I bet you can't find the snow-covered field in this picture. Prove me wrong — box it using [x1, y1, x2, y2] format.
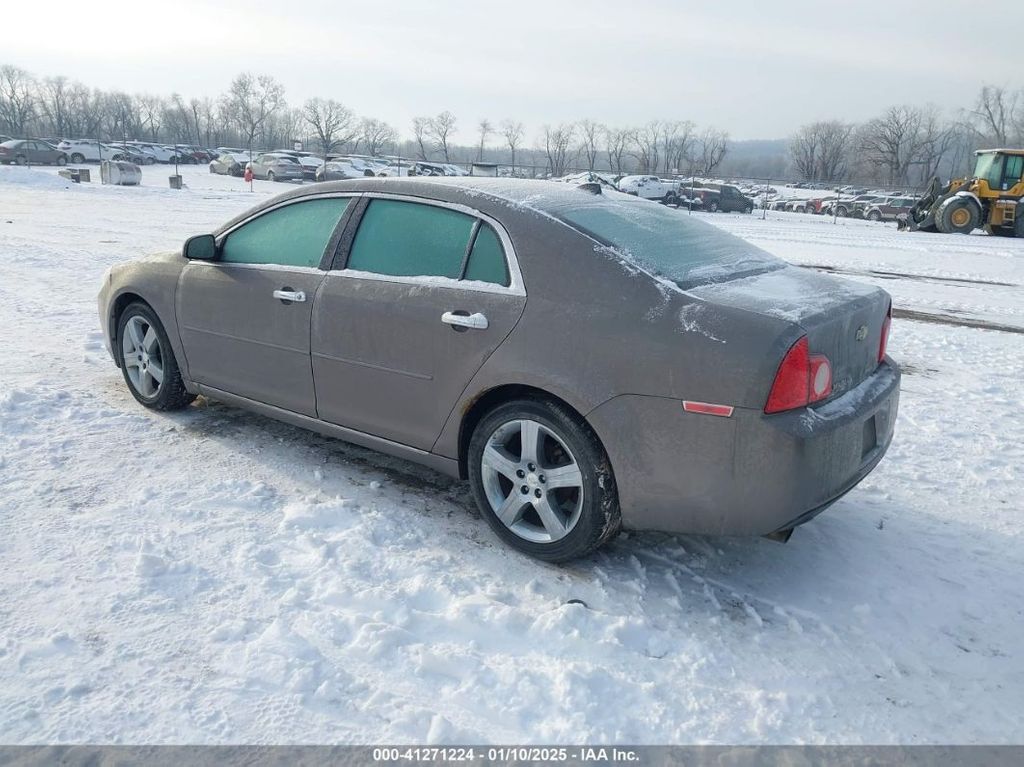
[1, 165, 1022, 745]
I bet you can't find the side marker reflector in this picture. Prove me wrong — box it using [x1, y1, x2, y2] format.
[682, 401, 734, 418]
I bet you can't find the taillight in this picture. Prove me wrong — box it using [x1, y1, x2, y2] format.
[765, 336, 833, 414]
[879, 302, 892, 363]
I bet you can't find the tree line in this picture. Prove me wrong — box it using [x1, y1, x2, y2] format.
[1, 62, 1019, 183]
[789, 86, 1024, 188]
[0, 63, 731, 176]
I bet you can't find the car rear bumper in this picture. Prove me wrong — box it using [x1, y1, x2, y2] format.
[587, 359, 900, 536]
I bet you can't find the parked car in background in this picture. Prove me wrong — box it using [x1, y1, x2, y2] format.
[209, 153, 249, 176]
[822, 193, 878, 217]
[246, 153, 304, 182]
[701, 183, 755, 213]
[863, 197, 917, 222]
[57, 139, 124, 163]
[617, 175, 680, 203]
[294, 155, 323, 179]
[315, 160, 367, 182]
[108, 144, 151, 165]
[0, 139, 68, 166]
[98, 178, 898, 562]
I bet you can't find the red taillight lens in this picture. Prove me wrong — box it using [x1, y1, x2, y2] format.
[879, 302, 892, 363]
[765, 336, 833, 414]
[765, 337, 810, 413]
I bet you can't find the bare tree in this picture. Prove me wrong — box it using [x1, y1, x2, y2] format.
[662, 120, 696, 174]
[857, 104, 952, 185]
[302, 98, 357, 161]
[427, 110, 457, 162]
[576, 119, 601, 170]
[476, 118, 492, 162]
[38, 76, 70, 137]
[541, 123, 575, 176]
[790, 120, 853, 182]
[500, 119, 524, 171]
[972, 85, 1017, 145]
[412, 116, 430, 159]
[360, 117, 396, 156]
[603, 126, 630, 175]
[0, 65, 36, 135]
[631, 121, 660, 173]
[222, 72, 285, 154]
[696, 128, 729, 176]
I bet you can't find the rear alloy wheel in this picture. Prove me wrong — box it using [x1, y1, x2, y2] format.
[867, 209, 882, 222]
[836, 206, 849, 217]
[936, 197, 980, 235]
[469, 399, 620, 562]
[117, 302, 195, 411]
[70, 153, 85, 164]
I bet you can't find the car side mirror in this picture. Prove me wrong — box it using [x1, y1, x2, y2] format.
[183, 233, 217, 260]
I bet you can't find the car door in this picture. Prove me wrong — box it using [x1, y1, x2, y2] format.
[311, 196, 527, 450]
[176, 195, 354, 417]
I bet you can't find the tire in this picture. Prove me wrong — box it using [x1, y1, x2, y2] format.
[836, 206, 849, 218]
[936, 197, 980, 235]
[70, 153, 85, 164]
[146, 157, 156, 165]
[56, 155, 67, 166]
[209, 163, 215, 173]
[707, 200, 719, 213]
[116, 301, 195, 411]
[267, 171, 275, 182]
[467, 398, 620, 563]
[15, 155, 27, 166]
[867, 210, 882, 222]
[744, 204, 753, 214]
[663, 191, 678, 205]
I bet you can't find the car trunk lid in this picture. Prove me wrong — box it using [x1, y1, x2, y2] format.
[688, 266, 890, 401]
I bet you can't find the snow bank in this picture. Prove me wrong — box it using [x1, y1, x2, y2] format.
[0, 166, 77, 190]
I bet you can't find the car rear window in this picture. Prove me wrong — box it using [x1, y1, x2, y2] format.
[546, 194, 782, 287]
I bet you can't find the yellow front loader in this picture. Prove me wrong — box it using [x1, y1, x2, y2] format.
[901, 149, 1024, 237]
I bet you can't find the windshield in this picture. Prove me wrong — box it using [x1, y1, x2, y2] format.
[974, 153, 1002, 187]
[540, 192, 783, 288]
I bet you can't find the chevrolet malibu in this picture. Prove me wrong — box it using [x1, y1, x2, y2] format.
[98, 178, 899, 562]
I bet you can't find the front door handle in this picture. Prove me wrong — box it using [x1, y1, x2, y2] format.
[441, 311, 488, 330]
[273, 289, 306, 303]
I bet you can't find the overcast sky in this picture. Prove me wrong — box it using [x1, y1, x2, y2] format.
[4, 0, 1020, 141]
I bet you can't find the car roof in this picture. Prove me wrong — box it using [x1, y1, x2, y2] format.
[212, 177, 633, 237]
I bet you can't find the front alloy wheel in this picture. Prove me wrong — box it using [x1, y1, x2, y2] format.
[468, 399, 620, 562]
[117, 302, 195, 411]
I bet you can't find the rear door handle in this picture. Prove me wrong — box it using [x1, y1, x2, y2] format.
[273, 289, 306, 303]
[441, 311, 488, 330]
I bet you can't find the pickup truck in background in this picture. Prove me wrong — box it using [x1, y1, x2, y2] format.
[617, 175, 680, 203]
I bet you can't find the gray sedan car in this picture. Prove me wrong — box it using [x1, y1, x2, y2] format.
[246, 152, 304, 182]
[98, 178, 899, 562]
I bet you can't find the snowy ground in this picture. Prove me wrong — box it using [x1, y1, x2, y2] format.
[1, 165, 1022, 745]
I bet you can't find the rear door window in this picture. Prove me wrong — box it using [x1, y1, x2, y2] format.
[220, 197, 350, 268]
[346, 199, 473, 279]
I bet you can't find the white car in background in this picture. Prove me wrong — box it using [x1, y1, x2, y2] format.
[57, 139, 128, 164]
[617, 174, 680, 203]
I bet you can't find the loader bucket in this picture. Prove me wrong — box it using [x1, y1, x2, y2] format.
[904, 176, 961, 232]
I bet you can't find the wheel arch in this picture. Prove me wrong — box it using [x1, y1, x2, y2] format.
[108, 291, 152, 367]
[455, 383, 610, 481]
